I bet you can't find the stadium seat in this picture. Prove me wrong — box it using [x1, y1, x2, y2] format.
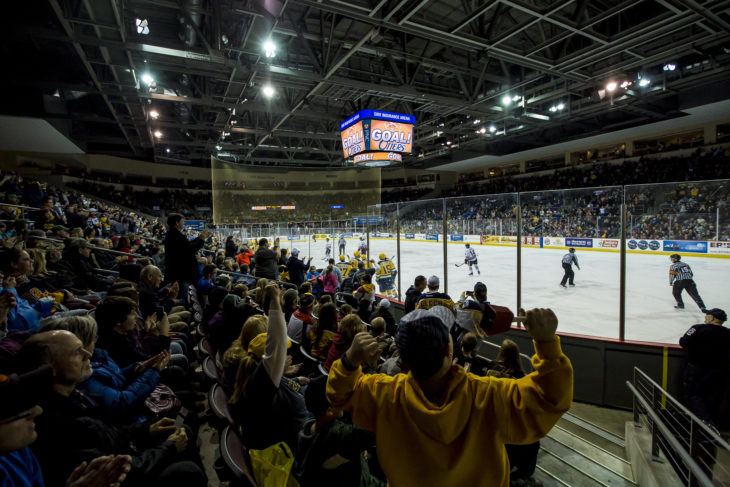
[318, 363, 328, 376]
[202, 356, 220, 383]
[199, 337, 215, 357]
[219, 425, 258, 486]
[209, 383, 234, 426]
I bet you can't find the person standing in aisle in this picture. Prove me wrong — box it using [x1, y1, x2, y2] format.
[669, 254, 706, 310]
[464, 243, 480, 276]
[338, 235, 346, 256]
[325, 238, 332, 260]
[560, 248, 580, 287]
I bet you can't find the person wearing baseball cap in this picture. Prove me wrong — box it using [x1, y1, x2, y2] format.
[326, 307, 572, 486]
[679, 308, 729, 429]
[286, 248, 312, 287]
[414, 275, 455, 312]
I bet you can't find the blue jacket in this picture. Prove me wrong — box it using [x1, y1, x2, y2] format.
[79, 348, 160, 422]
[1, 287, 40, 334]
[0, 447, 44, 487]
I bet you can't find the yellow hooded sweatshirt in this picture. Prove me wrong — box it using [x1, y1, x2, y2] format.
[326, 337, 573, 487]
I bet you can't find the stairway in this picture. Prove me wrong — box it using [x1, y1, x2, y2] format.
[534, 410, 637, 486]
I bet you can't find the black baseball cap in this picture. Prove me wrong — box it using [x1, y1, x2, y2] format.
[704, 308, 727, 322]
[0, 365, 53, 421]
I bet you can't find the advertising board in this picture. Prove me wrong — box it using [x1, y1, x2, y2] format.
[404, 233, 415, 239]
[353, 152, 402, 164]
[566, 238, 593, 248]
[596, 239, 619, 249]
[425, 234, 439, 241]
[366, 120, 413, 153]
[522, 236, 541, 245]
[450, 235, 464, 241]
[663, 240, 708, 253]
[708, 241, 730, 254]
[183, 220, 205, 231]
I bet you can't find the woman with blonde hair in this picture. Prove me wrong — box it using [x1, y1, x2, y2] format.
[485, 339, 524, 379]
[229, 283, 310, 453]
[221, 314, 267, 391]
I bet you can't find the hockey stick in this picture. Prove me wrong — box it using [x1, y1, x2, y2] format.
[454, 262, 465, 267]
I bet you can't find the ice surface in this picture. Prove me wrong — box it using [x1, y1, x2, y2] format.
[284, 237, 728, 345]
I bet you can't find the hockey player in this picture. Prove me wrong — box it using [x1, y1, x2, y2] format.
[338, 235, 346, 256]
[375, 253, 398, 298]
[336, 254, 353, 277]
[325, 238, 332, 259]
[669, 254, 706, 310]
[358, 237, 368, 254]
[464, 243, 480, 276]
[560, 248, 580, 287]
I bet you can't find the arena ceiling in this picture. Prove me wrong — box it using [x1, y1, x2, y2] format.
[3, 0, 730, 169]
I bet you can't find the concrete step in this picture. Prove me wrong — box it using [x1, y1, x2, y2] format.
[548, 426, 634, 482]
[557, 414, 627, 460]
[539, 435, 636, 486]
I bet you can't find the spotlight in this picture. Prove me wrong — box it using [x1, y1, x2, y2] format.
[215, 145, 223, 151]
[502, 95, 512, 106]
[141, 74, 154, 85]
[135, 18, 149, 35]
[620, 81, 632, 89]
[512, 95, 521, 102]
[153, 130, 162, 138]
[479, 127, 486, 134]
[262, 84, 275, 98]
[446, 141, 452, 145]
[663, 63, 676, 71]
[263, 39, 277, 58]
[149, 110, 159, 119]
[165, 147, 170, 153]
[473, 119, 480, 125]
[639, 78, 651, 87]
[605, 81, 617, 92]
[489, 125, 496, 133]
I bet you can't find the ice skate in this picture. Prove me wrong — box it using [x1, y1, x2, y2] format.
[468, 272, 473, 276]
[569, 283, 575, 287]
[560, 283, 567, 288]
[674, 305, 684, 309]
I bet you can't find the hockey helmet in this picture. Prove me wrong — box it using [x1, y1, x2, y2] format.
[353, 250, 360, 258]
[569, 247, 575, 253]
[465, 243, 470, 248]
[339, 255, 345, 262]
[360, 236, 364, 240]
[670, 253, 681, 261]
[379, 253, 386, 260]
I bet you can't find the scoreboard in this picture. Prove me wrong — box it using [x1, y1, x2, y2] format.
[340, 110, 415, 165]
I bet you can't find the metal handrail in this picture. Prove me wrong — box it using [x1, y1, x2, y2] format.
[632, 368, 730, 450]
[36, 236, 147, 259]
[0, 203, 42, 211]
[626, 381, 713, 487]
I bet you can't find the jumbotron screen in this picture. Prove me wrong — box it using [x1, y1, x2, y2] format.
[340, 109, 415, 164]
[211, 157, 382, 224]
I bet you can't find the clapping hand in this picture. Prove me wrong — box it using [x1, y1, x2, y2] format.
[522, 308, 558, 342]
[149, 417, 176, 435]
[65, 455, 132, 487]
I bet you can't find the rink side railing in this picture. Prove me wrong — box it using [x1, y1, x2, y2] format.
[627, 367, 729, 487]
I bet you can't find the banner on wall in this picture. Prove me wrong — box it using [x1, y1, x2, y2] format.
[596, 239, 619, 249]
[404, 233, 415, 239]
[566, 238, 593, 248]
[480, 235, 499, 244]
[521, 236, 540, 245]
[425, 234, 439, 241]
[450, 235, 464, 241]
[708, 241, 730, 254]
[542, 237, 564, 247]
[663, 240, 708, 253]
[500, 236, 517, 243]
[183, 220, 206, 231]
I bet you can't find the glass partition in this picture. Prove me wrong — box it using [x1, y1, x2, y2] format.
[445, 194, 519, 310]
[366, 203, 400, 298]
[625, 180, 730, 343]
[519, 186, 623, 339]
[396, 198, 445, 296]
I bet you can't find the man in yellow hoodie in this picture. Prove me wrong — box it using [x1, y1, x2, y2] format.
[326, 308, 573, 486]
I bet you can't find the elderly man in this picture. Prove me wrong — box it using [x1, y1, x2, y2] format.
[137, 265, 191, 332]
[16, 330, 206, 487]
[327, 308, 573, 486]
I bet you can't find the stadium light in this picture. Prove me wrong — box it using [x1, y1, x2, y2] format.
[489, 125, 496, 133]
[141, 73, 154, 85]
[479, 127, 487, 134]
[153, 130, 162, 138]
[605, 81, 617, 92]
[149, 110, 159, 119]
[472, 119, 481, 125]
[135, 18, 149, 35]
[549, 103, 565, 113]
[215, 145, 223, 151]
[620, 80, 632, 89]
[263, 39, 276, 58]
[262, 84, 275, 98]
[639, 78, 651, 87]
[501, 95, 512, 106]
[165, 147, 170, 153]
[663, 63, 676, 71]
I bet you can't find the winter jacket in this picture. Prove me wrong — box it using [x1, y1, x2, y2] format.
[321, 272, 338, 294]
[404, 285, 422, 314]
[79, 348, 160, 423]
[163, 227, 205, 285]
[324, 332, 350, 372]
[1, 287, 40, 334]
[287, 256, 310, 286]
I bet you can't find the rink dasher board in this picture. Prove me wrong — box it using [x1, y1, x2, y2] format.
[367, 237, 730, 259]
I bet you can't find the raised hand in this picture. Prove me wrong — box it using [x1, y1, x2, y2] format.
[523, 308, 558, 342]
[345, 332, 380, 367]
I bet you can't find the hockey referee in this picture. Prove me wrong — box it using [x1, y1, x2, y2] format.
[669, 254, 706, 311]
[560, 248, 580, 287]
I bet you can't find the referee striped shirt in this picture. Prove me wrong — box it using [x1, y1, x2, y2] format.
[562, 253, 578, 266]
[669, 262, 693, 284]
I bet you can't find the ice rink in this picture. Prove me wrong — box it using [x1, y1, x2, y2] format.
[288, 237, 729, 344]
